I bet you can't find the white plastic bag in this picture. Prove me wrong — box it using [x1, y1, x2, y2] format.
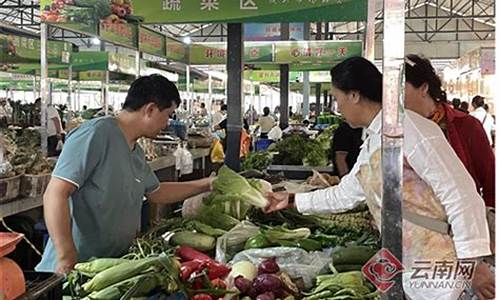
[215, 221, 260, 263]
[56, 140, 64, 151]
[174, 145, 193, 176]
[230, 247, 331, 288]
[267, 126, 283, 141]
[182, 192, 210, 218]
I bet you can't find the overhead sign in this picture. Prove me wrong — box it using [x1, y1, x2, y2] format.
[108, 53, 137, 75]
[139, 27, 166, 57]
[99, 21, 138, 49]
[244, 23, 304, 41]
[274, 40, 362, 64]
[166, 37, 188, 63]
[0, 34, 72, 64]
[71, 52, 109, 71]
[132, 0, 367, 23]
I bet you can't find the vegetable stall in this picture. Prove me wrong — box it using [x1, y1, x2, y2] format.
[2, 0, 413, 298]
[60, 165, 381, 300]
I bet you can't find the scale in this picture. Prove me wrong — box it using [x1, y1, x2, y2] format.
[0, 232, 25, 300]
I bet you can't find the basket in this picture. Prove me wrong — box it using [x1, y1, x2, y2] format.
[0, 175, 21, 203]
[187, 136, 213, 148]
[18, 271, 64, 300]
[20, 174, 51, 198]
[255, 139, 274, 151]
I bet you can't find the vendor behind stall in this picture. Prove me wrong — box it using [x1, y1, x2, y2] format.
[36, 74, 212, 274]
[265, 57, 492, 300]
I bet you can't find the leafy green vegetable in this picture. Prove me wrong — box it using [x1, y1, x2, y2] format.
[273, 135, 328, 166]
[263, 226, 311, 243]
[242, 151, 273, 171]
[205, 166, 268, 208]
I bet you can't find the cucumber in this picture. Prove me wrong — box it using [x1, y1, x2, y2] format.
[170, 231, 216, 251]
[332, 246, 377, 266]
[334, 264, 364, 272]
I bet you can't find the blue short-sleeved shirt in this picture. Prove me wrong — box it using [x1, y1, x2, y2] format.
[36, 116, 160, 272]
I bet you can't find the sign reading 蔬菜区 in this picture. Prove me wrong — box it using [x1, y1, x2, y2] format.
[133, 0, 367, 23]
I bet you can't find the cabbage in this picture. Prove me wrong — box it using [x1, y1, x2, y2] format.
[206, 166, 269, 209]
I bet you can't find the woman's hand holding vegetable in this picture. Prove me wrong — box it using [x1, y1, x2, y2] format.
[264, 192, 293, 213]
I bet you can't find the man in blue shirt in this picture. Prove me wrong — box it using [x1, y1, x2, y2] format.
[36, 75, 212, 274]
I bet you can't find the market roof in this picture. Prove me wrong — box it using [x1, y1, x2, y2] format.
[0, 0, 495, 59]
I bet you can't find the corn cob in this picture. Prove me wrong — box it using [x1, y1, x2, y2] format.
[75, 258, 129, 277]
[82, 256, 163, 293]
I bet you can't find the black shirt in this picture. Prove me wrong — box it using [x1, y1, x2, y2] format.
[332, 121, 363, 171]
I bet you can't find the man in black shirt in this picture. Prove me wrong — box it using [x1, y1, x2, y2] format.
[332, 121, 363, 177]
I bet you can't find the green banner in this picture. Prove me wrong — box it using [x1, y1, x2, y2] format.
[71, 52, 109, 71]
[244, 42, 273, 63]
[99, 21, 138, 49]
[0, 33, 71, 64]
[190, 42, 273, 65]
[189, 43, 226, 65]
[245, 70, 332, 83]
[79, 70, 106, 81]
[139, 27, 166, 57]
[132, 0, 367, 23]
[166, 37, 188, 62]
[275, 40, 362, 64]
[108, 53, 137, 75]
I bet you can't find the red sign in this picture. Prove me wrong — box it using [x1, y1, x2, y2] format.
[362, 248, 405, 293]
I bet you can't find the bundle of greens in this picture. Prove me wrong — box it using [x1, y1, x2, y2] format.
[241, 151, 273, 172]
[316, 124, 339, 152]
[66, 254, 180, 299]
[304, 267, 379, 300]
[273, 135, 328, 166]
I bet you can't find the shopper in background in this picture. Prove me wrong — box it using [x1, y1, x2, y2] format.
[244, 105, 258, 126]
[331, 120, 363, 177]
[0, 97, 12, 127]
[256, 107, 276, 139]
[36, 75, 212, 274]
[459, 101, 470, 113]
[451, 98, 461, 110]
[470, 95, 495, 146]
[404, 54, 495, 208]
[265, 57, 492, 300]
[212, 103, 226, 129]
[35, 98, 63, 157]
[199, 102, 208, 117]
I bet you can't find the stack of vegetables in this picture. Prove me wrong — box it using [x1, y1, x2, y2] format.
[272, 135, 328, 167]
[65, 164, 383, 299]
[232, 258, 304, 300]
[303, 265, 379, 300]
[1, 128, 55, 176]
[66, 255, 180, 299]
[176, 246, 232, 300]
[247, 207, 378, 252]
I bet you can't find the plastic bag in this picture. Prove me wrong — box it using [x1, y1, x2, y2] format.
[267, 126, 282, 141]
[182, 192, 211, 218]
[56, 140, 64, 151]
[215, 221, 260, 263]
[210, 139, 225, 163]
[230, 247, 331, 288]
[174, 145, 193, 175]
